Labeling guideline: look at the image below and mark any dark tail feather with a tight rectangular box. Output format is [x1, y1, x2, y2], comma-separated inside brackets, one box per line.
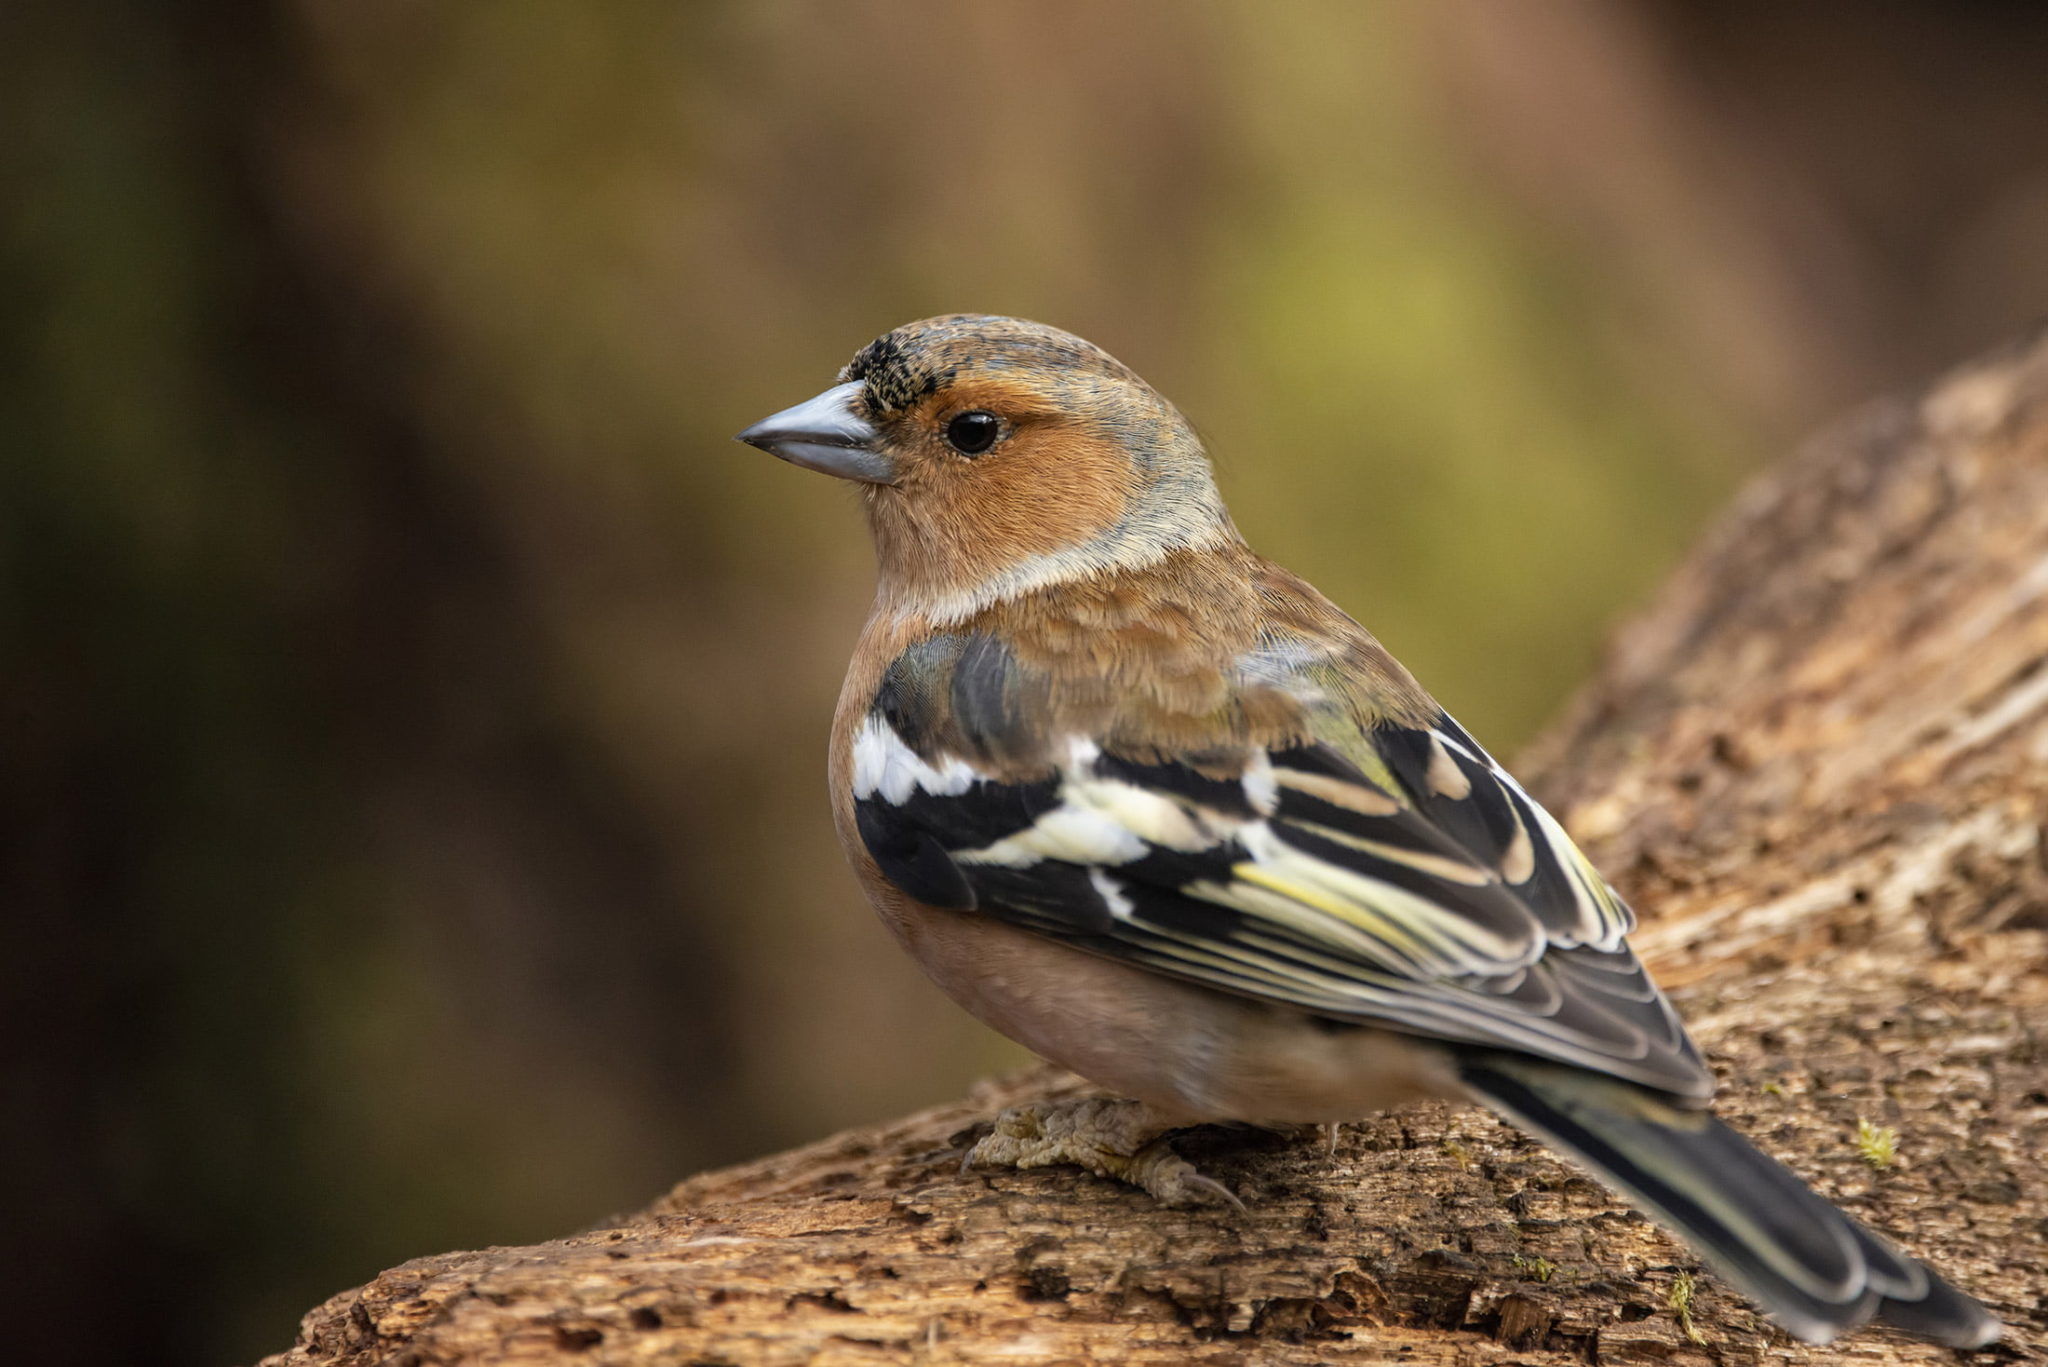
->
[1458, 1052, 2000, 1347]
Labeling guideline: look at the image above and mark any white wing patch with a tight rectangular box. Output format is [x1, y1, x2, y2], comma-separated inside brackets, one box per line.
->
[954, 736, 1252, 869]
[1241, 750, 1280, 816]
[961, 803, 1152, 868]
[852, 714, 982, 803]
[1074, 779, 1223, 852]
[1089, 869, 1136, 921]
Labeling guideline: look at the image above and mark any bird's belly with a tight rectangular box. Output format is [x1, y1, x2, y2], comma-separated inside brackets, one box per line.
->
[877, 898, 1460, 1125]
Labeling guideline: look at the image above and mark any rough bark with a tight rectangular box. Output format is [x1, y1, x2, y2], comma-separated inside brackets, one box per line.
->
[261, 335, 2048, 1366]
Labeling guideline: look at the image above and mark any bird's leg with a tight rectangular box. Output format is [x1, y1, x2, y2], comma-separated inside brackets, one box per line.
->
[961, 1096, 1244, 1210]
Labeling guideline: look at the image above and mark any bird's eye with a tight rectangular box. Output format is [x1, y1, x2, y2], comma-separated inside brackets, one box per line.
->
[944, 410, 1001, 456]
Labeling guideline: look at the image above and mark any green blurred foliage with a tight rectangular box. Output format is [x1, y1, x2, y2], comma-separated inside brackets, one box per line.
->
[10, 2, 2047, 1363]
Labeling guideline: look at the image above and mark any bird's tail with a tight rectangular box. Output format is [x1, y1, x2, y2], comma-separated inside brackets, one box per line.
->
[1457, 1051, 2000, 1347]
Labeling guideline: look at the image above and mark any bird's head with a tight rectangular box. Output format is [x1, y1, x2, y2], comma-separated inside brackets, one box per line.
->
[737, 315, 1234, 621]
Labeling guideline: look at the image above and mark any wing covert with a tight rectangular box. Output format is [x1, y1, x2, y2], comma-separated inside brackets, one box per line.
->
[850, 639, 1710, 1099]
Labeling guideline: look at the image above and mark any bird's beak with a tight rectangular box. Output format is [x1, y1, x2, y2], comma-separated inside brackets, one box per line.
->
[734, 381, 895, 485]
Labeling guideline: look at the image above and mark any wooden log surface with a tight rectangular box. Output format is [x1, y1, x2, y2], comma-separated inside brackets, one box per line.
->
[261, 334, 2048, 1366]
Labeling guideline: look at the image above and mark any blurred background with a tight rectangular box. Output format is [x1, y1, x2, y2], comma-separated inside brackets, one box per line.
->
[6, 2, 2048, 1362]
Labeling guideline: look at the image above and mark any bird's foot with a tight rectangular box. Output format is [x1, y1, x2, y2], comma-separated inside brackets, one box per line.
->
[962, 1097, 1244, 1210]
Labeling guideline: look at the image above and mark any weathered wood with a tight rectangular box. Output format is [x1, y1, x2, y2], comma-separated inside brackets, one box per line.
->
[261, 335, 2048, 1366]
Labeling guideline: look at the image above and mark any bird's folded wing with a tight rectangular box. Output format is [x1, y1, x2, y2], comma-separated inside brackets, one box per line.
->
[853, 701, 1713, 1099]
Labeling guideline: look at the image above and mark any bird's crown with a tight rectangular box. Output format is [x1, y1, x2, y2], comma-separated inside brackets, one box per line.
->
[840, 314, 1140, 417]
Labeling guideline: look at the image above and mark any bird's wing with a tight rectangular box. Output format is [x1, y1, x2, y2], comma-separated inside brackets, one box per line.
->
[852, 632, 1712, 1099]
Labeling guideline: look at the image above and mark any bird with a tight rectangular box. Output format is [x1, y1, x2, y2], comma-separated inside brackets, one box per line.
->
[734, 314, 2000, 1348]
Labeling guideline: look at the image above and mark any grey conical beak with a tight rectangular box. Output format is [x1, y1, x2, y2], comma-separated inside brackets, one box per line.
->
[734, 381, 895, 485]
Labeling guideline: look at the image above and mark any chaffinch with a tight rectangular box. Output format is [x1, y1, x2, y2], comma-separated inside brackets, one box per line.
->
[736, 314, 1998, 1347]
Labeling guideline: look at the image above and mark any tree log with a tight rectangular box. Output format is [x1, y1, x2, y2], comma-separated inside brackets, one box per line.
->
[261, 335, 2048, 1366]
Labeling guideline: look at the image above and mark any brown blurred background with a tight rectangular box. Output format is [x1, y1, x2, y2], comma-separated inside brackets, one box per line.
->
[5, 2, 2047, 1363]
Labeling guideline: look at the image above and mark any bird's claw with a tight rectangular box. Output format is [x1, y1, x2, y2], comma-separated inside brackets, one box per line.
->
[961, 1098, 1244, 1210]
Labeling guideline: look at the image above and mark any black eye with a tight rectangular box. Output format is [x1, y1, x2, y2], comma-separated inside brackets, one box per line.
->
[944, 410, 1000, 456]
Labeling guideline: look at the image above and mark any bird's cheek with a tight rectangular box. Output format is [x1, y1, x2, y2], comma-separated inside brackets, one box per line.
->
[985, 436, 1135, 546]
